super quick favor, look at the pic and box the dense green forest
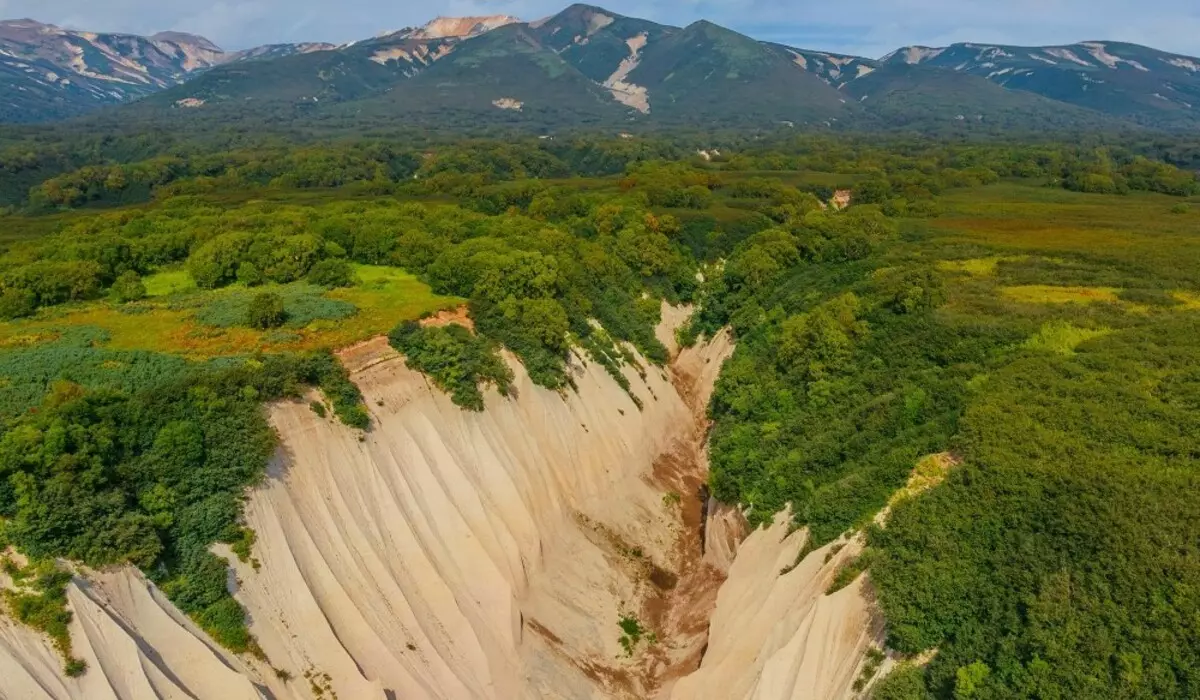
[685,179,1200,696]
[4,126,1199,210]
[0,130,1198,698]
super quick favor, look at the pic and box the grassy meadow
[0,264,458,359]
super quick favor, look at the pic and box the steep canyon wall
[0,308,881,700]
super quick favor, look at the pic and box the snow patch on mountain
[370,47,414,65]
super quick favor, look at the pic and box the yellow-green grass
[143,268,197,297]
[1023,321,1112,355]
[927,184,1200,289]
[322,265,464,348]
[0,265,460,359]
[887,453,962,511]
[937,256,1028,277]
[1001,285,1122,305]
[1174,291,1200,310]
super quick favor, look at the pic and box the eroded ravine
[0,306,883,700]
[223,308,736,699]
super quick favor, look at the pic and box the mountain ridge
[3,7,1199,130]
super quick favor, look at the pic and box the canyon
[0,307,882,699]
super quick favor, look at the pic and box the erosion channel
[1,306,882,699]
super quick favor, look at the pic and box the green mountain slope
[886,41,1200,127]
[345,23,628,127]
[843,63,1126,131]
[627,20,850,125]
[530,4,676,84]
[145,50,397,109]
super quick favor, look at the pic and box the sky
[3,0,1198,59]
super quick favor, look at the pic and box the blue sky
[4,0,1198,58]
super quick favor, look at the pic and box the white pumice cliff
[0,306,881,699]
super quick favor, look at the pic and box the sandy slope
[0,567,267,700]
[667,514,883,700]
[221,311,734,699]
[0,304,880,700]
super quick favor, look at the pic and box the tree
[307,259,355,288]
[871,666,932,700]
[110,271,147,304]
[188,232,253,289]
[777,293,866,381]
[246,292,286,329]
[499,297,571,353]
[854,178,892,204]
[883,267,945,314]
[236,262,263,287]
[954,662,991,699]
[0,287,36,319]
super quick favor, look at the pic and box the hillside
[625,20,849,125]
[885,40,1200,127]
[841,63,1124,131]
[346,23,631,127]
[0,19,333,121]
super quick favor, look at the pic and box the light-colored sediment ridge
[0,566,267,699]
[222,309,735,699]
[667,515,883,700]
[603,33,651,114]
[0,303,883,699]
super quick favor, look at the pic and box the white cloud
[2,0,1197,57]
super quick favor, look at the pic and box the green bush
[247,292,286,329]
[387,321,512,411]
[0,287,37,319]
[0,327,189,417]
[307,350,370,429]
[617,613,647,657]
[869,319,1200,697]
[193,283,356,329]
[307,259,355,288]
[2,561,86,675]
[871,666,933,700]
[0,348,372,662]
[110,271,147,304]
[236,262,263,286]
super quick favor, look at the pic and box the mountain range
[3,4,1200,131]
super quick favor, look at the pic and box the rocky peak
[409,15,519,40]
[151,31,223,53]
